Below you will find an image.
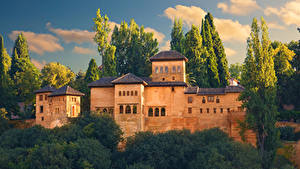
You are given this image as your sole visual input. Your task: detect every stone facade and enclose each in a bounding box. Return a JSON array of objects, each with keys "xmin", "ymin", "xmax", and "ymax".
[{"xmin": 89, "ymin": 50, "xmax": 254, "ymax": 143}]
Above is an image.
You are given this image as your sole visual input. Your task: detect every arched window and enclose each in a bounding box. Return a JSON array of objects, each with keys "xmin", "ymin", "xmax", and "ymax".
[
  {"xmin": 119, "ymin": 91, "xmax": 121, "ymax": 96},
  {"xmin": 172, "ymin": 66, "xmax": 176, "ymax": 73},
  {"xmin": 165, "ymin": 66, "xmax": 168, "ymax": 73},
  {"xmin": 123, "ymin": 91, "xmax": 125, "ymax": 96},
  {"xmin": 160, "ymin": 66, "xmax": 163, "ymax": 73},
  {"xmin": 155, "ymin": 108, "xmax": 159, "ymax": 117},
  {"xmin": 135, "ymin": 91, "xmax": 138, "ymax": 96},
  {"xmin": 131, "ymin": 91, "xmax": 134, "ymax": 96},
  {"xmin": 207, "ymin": 108, "xmax": 209, "ymax": 113},
  {"xmin": 103, "ymin": 108, "xmax": 107, "ymax": 113},
  {"xmin": 148, "ymin": 108, "xmax": 153, "ymax": 117},
  {"xmin": 216, "ymin": 96, "xmax": 220, "ymax": 103},
  {"xmin": 127, "ymin": 91, "xmax": 130, "ymax": 96},
  {"xmin": 202, "ymin": 97, "xmax": 206, "ymax": 103},
  {"xmin": 120, "ymin": 105, "xmax": 123, "ymax": 114},
  {"xmin": 155, "ymin": 67, "xmax": 159, "ymax": 73},
  {"xmin": 133, "ymin": 105, "xmax": 137, "ymax": 114},
  {"xmin": 177, "ymin": 66, "xmax": 181, "ymax": 72},
  {"xmin": 126, "ymin": 105, "xmax": 131, "ymax": 114},
  {"xmin": 161, "ymin": 108, "xmax": 166, "ymax": 116}
]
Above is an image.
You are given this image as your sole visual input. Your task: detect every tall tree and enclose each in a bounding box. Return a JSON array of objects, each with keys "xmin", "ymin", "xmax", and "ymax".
[
  {"xmin": 102, "ymin": 44, "xmax": 117, "ymax": 77},
  {"xmin": 229, "ymin": 63, "xmax": 243, "ymax": 81},
  {"xmin": 41, "ymin": 62, "xmax": 75, "ymax": 88},
  {"xmin": 171, "ymin": 18, "xmax": 184, "ymax": 54},
  {"xmin": 85, "ymin": 58, "xmax": 100, "ymax": 83},
  {"xmin": 240, "ymin": 17, "xmax": 279, "ymax": 169},
  {"xmin": 184, "ymin": 25, "xmax": 209, "ymax": 87},
  {"xmin": 205, "ymin": 13, "xmax": 229, "ymax": 87},
  {"xmin": 201, "ymin": 19, "xmax": 220, "ymax": 87}
]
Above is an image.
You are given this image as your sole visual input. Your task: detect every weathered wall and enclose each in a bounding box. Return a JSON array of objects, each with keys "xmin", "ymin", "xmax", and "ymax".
[{"xmin": 151, "ymin": 60, "xmax": 186, "ymax": 82}]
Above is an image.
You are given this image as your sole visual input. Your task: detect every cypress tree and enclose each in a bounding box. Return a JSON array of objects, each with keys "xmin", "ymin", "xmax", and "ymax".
[
  {"xmin": 102, "ymin": 44, "xmax": 117, "ymax": 77},
  {"xmin": 171, "ymin": 18, "xmax": 184, "ymax": 54},
  {"xmin": 85, "ymin": 58, "xmax": 100, "ymax": 83}
]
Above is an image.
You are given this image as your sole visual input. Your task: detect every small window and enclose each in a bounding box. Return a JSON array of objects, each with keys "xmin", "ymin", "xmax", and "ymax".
[
  {"xmin": 131, "ymin": 91, "xmax": 134, "ymax": 96},
  {"xmin": 119, "ymin": 91, "xmax": 121, "ymax": 96},
  {"xmin": 133, "ymin": 105, "xmax": 137, "ymax": 114},
  {"xmin": 177, "ymin": 66, "xmax": 181, "ymax": 72},
  {"xmin": 208, "ymin": 96, "xmax": 214, "ymax": 102},
  {"xmin": 126, "ymin": 105, "xmax": 131, "ymax": 114},
  {"xmin": 41, "ymin": 117, "xmax": 44, "ymax": 121},
  {"xmin": 162, "ymin": 78, "xmax": 165, "ymax": 81},
  {"xmin": 155, "ymin": 67, "xmax": 159, "ymax": 73},
  {"xmin": 123, "ymin": 91, "xmax": 125, "ymax": 96},
  {"xmin": 39, "ymin": 95, "xmax": 43, "ymax": 101},
  {"xmin": 202, "ymin": 97, "xmax": 206, "ymax": 103},
  {"xmin": 172, "ymin": 87, "xmax": 175, "ymax": 92},
  {"xmin": 172, "ymin": 66, "xmax": 176, "ymax": 73},
  {"xmin": 155, "ymin": 108, "xmax": 159, "ymax": 117},
  {"xmin": 200, "ymin": 108, "xmax": 203, "ymax": 113},
  {"xmin": 135, "ymin": 91, "xmax": 138, "ymax": 96},
  {"xmin": 148, "ymin": 108, "xmax": 153, "ymax": 117},
  {"xmin": 220, "ymin": 108, "xmax": 223, "ymax": 113},
  {"xmin": 188, "ymin": 107, "xmax": 192, "ymax": 114},
  {"xmin": 172, "ymin": 76, "xmax": 175, "ymax": 80},
  {"xmin": 188, "ymin": 96, "xmax": 193, "ymax": 103},
  {"xmin": 40, "ymin": 106, "xmax": 43, "ymax": 113},
  {"xmin": 45, "ymin": 95, "xmax": 47, "ymax": 100},
  {"xmin": 165, "ymin": 66, "xmax": 168, "ymax": 73},
  {"xmin": 227, "ymin": 108, "xmax": 230, "ymax": 112},
  {"xmin": 214, "ymin": 108, "xmax": 216, "ymax": 113},
  {"xmin": 103, "ymin": 108, "xmax": 107, "ymax": 113},
  {"xmin": 120, "ymin": 105, "xmax": 123, "ymax": 114},
  {"xmin": 160, "ymin": 66, "xmax": 163, "ymax": 73},
  {"xmin": 161, "ymin": 108, "xmax": 166, "ymax": 116},
  {"xmin": 207, "ymin": 108, "xmax": 209, "ymax": 113},
  {"xmin": 216, "ymin": 96, "xmax": 220, "ymax": 103},
  {"xmin": 96, "ymin": 107, "xmax": 101, "ymax": 113},
  {"xmin": 127, "ymin": 91, "xmax": 130, "ymax": 96}
]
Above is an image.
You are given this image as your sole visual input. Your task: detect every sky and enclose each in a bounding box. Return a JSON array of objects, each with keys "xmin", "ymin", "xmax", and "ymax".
[{"xmin": 1, "ymin": 0, "xmax": 299, "ymax": 73}]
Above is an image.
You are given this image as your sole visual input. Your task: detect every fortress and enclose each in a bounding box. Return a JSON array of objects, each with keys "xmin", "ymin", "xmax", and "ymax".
[{"xmin": 35, "ymin": 50, "xmax": 254, "ymax": 142}]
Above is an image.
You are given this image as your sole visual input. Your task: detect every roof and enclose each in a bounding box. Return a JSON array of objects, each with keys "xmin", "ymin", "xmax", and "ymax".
[
  {"xmin": 225, "ymin": 85, "xmax": 244, "ymax": 93},
  {"xmin": 184, "ymin": 85, "xmax": 244, "ymax": 95},
  {"xmin": 88, "ymin": 77, "xmax": 117, "ymax": 87},
  {"xmin": 184, "ymin": 86, "xmax": 199, "ymax": 94},
  {"xmin": 111, "ymin": 73, "xmax": 148, "ymax": 85},
  {"xmin": 34, "ymin": 85, "xmax": 56, "ymax": 93},
  {"xmin": 197, "ymin": 88, "xmax": 226, "ymax": 95},
  {"xmin": 147, "ymin": 81, "xmax": 187, "ymax": 87},
  {"xmin": 150, "ymin": 50, "xmax": 188, "ymax": 62},
  {"xmin": 48, "ymin": 86, "xmax": 84, "ymax": 97}
]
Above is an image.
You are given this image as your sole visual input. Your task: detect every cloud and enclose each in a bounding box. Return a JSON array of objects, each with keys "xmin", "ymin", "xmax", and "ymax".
[
  {"xmin": 264, "ymin": 0, "xmax": 300, "ymax": 26},
  {"xmin": 31, "ymin": 59, "xmax": 46, "ymax": 70},
  {"xmin": 266, "ymin": 21, "xmax": 286, "ymax": 30},
  {"xmin": 224, "ymin": 47, "xmax": 237, "ymax": 57},
  {"xmin": 218, "ymin": 0, "xmax": 260, "ymax": 15},
  {"xmin": 160, "ymin": 40, "xmax": 170, "ymax": 51},
  {"xmin": 164, "ymin": 5, "xmax": 250, "ymax": 42},
  {"xmin": 47, "ymin": 22, "xmax": 95, "ymax": 44},
  {"xmin": 144, "ymin": 27, "xmax": 165, "ymax": 43},
  {"xmin": 9, "ymin": 31, "xmax": 64, "ymax": 55},
  {"xmin": 73, "ymin": 46, "xmax": 97, "ymax": 55}
]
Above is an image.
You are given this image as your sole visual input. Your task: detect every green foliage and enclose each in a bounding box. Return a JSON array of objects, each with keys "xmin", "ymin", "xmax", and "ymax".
[
  {"xmin": 277, "ymin": 110, "xmax": 300, "ymax": 122},
  {"xmin": 0, "ymin": 108, "xmax": 12, "ymax": 135},
  {"xmin": 229, "ymin": 63, "xmax": 243, "ymax": 81},
  {"xmin": 85, "ymin": 58, "xmax": 99, "ymax": 83},
  {"xmin": 171, "ymin": 18, "xmax": 184, "ymax": 54},
  {"xmin": 287, "ymin": 40, "xmax": 300, "ymax": 72},
  {"xmin": 41, "ymin": 62, "xmax": 75, "ymax": 88},
  {"xmin": 102, "ymin": 44, "xmax": 117, "ymax": 77},
  {"xmin": 278, "ymin": 126, "xmax": 296, "ymax": 141}
]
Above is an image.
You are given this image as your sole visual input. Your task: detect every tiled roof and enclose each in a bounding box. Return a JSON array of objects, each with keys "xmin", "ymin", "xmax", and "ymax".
[
  {"xmin": 183, "ymin": 85, "xmax": 244, "ymax": 95},
  {"xmin": 225, "ymin": 85, "xmax": 244, "ymax": 93},
  {"xmin": 184, "ymin": 86, "xmax": 199, "ymax": 94},
  {"xmin": 34, "ymin": 85, "xmax": 56, "ymax": 93},
  {"xmin": 111, "ymin": 73, "xmax": 148, "ymax": 85},
  {"xmin": 147, "ymin": 81, "xmax": 187, "ymax": 87},
  {"xmin": 48, "ymin": 85, "xmax": 84, "ymax": 97},
  {"xmin": 197, "ymin": 88, "xmax": 226, "ymax": 95},
  {"xmin": 150, "ymin": 50, "xmax": 188, "ymax": 62},
  {"xmin": 88, "ymin": 77, "xmax": 117, "ymax": 87}
]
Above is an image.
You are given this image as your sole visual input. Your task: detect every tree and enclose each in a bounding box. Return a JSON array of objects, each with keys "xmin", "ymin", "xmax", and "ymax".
[
  {"xmin": 229, "ymin": 63, "xmax": 243, "ymax": 81},
  {"xmin": 171, "ymin": 18, "xmax": 184, "ymax": 54},
  {"xmin": 102, "ymin": 44, "xmax": 117, "ymax": 77},
  {"xmin": 240, "ymin": 17, "xmax": 279, "ymax": 169},
  {"xmin": 205, "ymin": 13, "xmax": 229, "ymax": 87},
  {"xmin": 41, "ymin": 62, "xmax": 75, "ymax": 88},
  {"xmin": 85, "ymin": 58, "xmax": 99, "ymax": 83}
]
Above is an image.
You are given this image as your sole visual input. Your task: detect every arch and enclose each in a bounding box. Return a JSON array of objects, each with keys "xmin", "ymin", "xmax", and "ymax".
[
  {"xmin": 172, "ymin": 66, "xmax": 176, "ymax": 73},
  {"xmin": 161, "ymin": 107, "xmax": 166, "ymax": 116},
  {"xmin": 126, "ymin": 105, "xmax": 131, "ymax": 114},
  {"xmin": 133, "ymin": 105, "xmax": 137, "ymax": 114},
  {"xmin": 120, "ymin": 105, "xmax": 124, "ymax": 114},
  {"xmin": 177, "ymin": 66, "xmax": 181, "ymax": 72},
  {"xmin": 119, "ymin": 91, "xmax": 122, "ymax": 96},
  {"xmin": 202, "ymin": 97, "xmax": 206, "ymax": 103},
  {"xmin": 155, "ymin": 67, "xmax": 159, "ymax": 73},
  {"xmin": 103, "ymin": 108, "xmax": 107, "ymax": 113},
  {"xmin": 155, "ymin": 108, "xmax": 159, "ymax": 117},
  {"xmin": 160, "ymin": 66, "xmax": 163, "ymax": 73},
  {"xmin": 165, "ymin": 66, "xmax": 168, "ymax": 73},
  {"xmin": 148, "ymin": 108, "xmax": 153, "ymax": 117}
]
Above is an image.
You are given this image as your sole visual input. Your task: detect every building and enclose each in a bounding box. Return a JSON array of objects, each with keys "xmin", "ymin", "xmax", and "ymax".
[
  {"xmin": 88, "ymin": 50, "xmax": 253, "ymax": 141},
  {"xmin": 34, "ymin": 85, "xmax": 84, "ymax": 128}
]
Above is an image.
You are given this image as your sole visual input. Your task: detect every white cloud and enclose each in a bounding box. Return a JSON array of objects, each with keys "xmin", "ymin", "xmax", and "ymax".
[
  {"xmin": 144, "ymin": 27, "xmax": 165, "ymax": 44},
  {"xmin": 31, "ymin": 59, "xmax": 46, "ymax": 70},
  {"xmin": 264, "ymin": 0, "xmax": 300, "ymax": 26},
  {"xmin": 224, "ymin": 47, "xmax": 237, "ymax": 57},
  {"xmin": 9, "ymin": 31, "xmax": 64, "ymax": 55},
  {"xmin": 164, "ymin": 5, "xmax": 250, "ymax": 42},
  {"xmin": 267, "ymin": 21, "xmax": 286, "ymax": 30},
  {"xmin": 160, "ymin": 40, "xmax": 170, "ymax": 51},
  {"xmin": 73, "ymin": 46, "xmax": 97, "ymax": 55},
  {"xmin": 218, "ymin": 0, "xmax": 260, "ymax": 15}
]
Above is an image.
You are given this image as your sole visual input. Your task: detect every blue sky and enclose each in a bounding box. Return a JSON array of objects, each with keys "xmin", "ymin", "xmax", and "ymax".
[{"xmin": 1, "ymin": 0, "xmax": 299, "ymax": 73}]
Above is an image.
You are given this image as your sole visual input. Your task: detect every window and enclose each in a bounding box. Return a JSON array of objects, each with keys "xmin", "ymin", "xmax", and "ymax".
[
  {"xmin": 119, "ymin": 91, "xmax": 121, "ymax": 96},
  {"xmin": 172, "ymin": 66, "xmax": 176, "ymax": 73},
  {"xmin": 160, "ymin": 66, "xmax": 163, "ymax": 73},
  {"xmin": 135, "ymin": 91, "xmax": 138, "ymax": 96},
  {"xmin": 39, "ymin": 95, "xmax": 43, "ymax": 101},
  {"xmin": 148, "ymin": 108, "xmax": 153, "ymax": 117},
  {"xmin": 177, "ymin": 66, "xmax": 181, "ymax": 72},
  {"xmin": 165, "ymin": 66, "xmax": 168, "ymax": 73},
  {"xmin": 171, "ymin": 87, "xmax": 175, "ymax": 92},
  {"xmin": 208, "ymin": 96, "xmax": 214, "ymax": 102},
  {"xmin": 40, "ymin": 106, "xmax": 43, "ymax": 113},
  {"xmin": 207, "ymin": 108, "xmax": 209, "ymax": 113},
  {"xmin": 220, "ymin": 108, "xmax": 223, "ymax": 113},
  {"xmin": 214, "ymin": 108, "xmax": 216, "ymax": 113},
  {"xmin": 200, "ymin": 108, "xmax": 203, "ymax": 113},
  {"xmin": 188, "ymin": 107, "xmax": 192, "ymax": 114},
  {"xmin": 172, "ymin": 76, "xmax": 175, "ymax": 80},
  {"xmin": 188, "ymin": 96, "xmax": 193, "ymax": 103},
  {"xmin": 109, "ymin": 108, "xmax": 114, "ymax": 115},
  {"xmin": 55, "ymin": 108, "xmax": 60, "ymax": 113},
  {"xmin": 103, "ymin": 108, "xmax": 107, "ymax": 113},
  {"xmin": 227, "ymin": 108, "xmax": 230, "ymax": 112},
  {"xmin": 202, "ymin": 97, "xmax": 206, "ymax": 103},
  {"xmin": 74, "ymin": 98, "xmax": 76, "ymax": 102},
  {"xmin": 131, "ymin": 91, "xmax": 134, "ymax": 96},
  {"xmin": 155, "ymin": 108, "xmax": 159, "ymax": 117},
  {"xmin": 126, "ymin": 105, "xmax": 131, "ymax": 114},
  {"xmin": 162, "ymin": 78, "xmax": 165, "ymax": 81},
  {"xmin": 216, "ymin": 96, "xmax": 220, "ymax": 103},
  {"xmin": 161, "ymin": 108, "xmax": 166, "ymax": 116},
  {"xmin": 41, "ymin": 117, "xmax": 44, "ymax": 121},
  {"xmin": 133, "ymin": 105, "xmax": 137, "ymax": 114},
  {"xmin": 120, "ymin": 105, "xmax": 124, "ymax": 114},
  {"xmin": 123, "ymin": 91, "xmax": 125, "ymax": 96},
  {"xmin": 155, "ymin": 67, "xmax": 159, "ymax": 73},
  {"xmin": 127, "ymin": 91, "xmax": 130, "ymax": 96},
  {"xmin": 45, "ymin": 95, "xmax": 48, "ymax": 100}
]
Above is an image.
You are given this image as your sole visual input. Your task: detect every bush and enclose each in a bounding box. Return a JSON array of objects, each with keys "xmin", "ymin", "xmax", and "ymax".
[
  {"xmin": 278, "ymin": 126, "xmax": 296, "ymax": 141},
  {"xmin": 277, "ymin": 110, "xmax": 300, "ymax": 122}
]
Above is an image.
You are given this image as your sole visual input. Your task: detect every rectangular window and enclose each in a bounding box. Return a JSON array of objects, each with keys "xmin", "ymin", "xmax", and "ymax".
[
  {"xmin": 40, "ymin": 106, "xmax": 44, "ymax": 113},
  {"xmin": 39, "ymin": 95, "xmax": 43, "ymax": 101},
  {"xmin": 135, "ymin": 91, "xmax": 138, "ymax": 96},
  {"xmin": 220, "ymin": 108, "xmax": 223, "ymax": 113},
  {"xmin": 123, "ymin": 91, "xmax": 125, "ymax": 96},
  {"xmin": 120, "ymin": 105, "xmax": 124, "ymax": 114},
  {"xmin": 207, "ymin": 108, "xmax": 209, "ymax": 113},
  {"xmin": 127, "ymin": 91, "xmax": 130, "ymax": 96},
  {"xmin": 214, "ymin": 108, "xmax": 216, "ymax": 113},
  {"xmin": 155, "ymin": 67, "xmax": 159, "ymax": 73},
  {"xmin": 160, "ymin": 66, "xmax": 163, "ymax": 73},
  {"xmin": 119, "ymin": 91, "xmax": 121, "ymax": 96},
  {"xmin": 188, "ymin": 96, "xmax": 193, "ymax": 103},
  {"xmin": 188, "ymin": 107, "xmax": 192, "ymax": 114},
  {"xmin": 177, "ymin": 66, "xmax": 181, "ymax": 72},
  {"xmin": 207, "ymin": 96, "xmax": 214, "ymax": 102},
  {"xmin": 227, "ymin": 108, "xmax": 230, "ymax": 112},
  {"xmin": 131, "ymin": 91, "xmax": 134, "ymax": 96},
  {"xmin": 45, "ymin": 95, "xmax": 47, "ymax": 100},
  {"xmin": 200, "ymin": 108, "xmax": 203, "ymax": 113},
  {"xmin": 41, "ymin": 117, "xmax": 44, "ymax": 121}
]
